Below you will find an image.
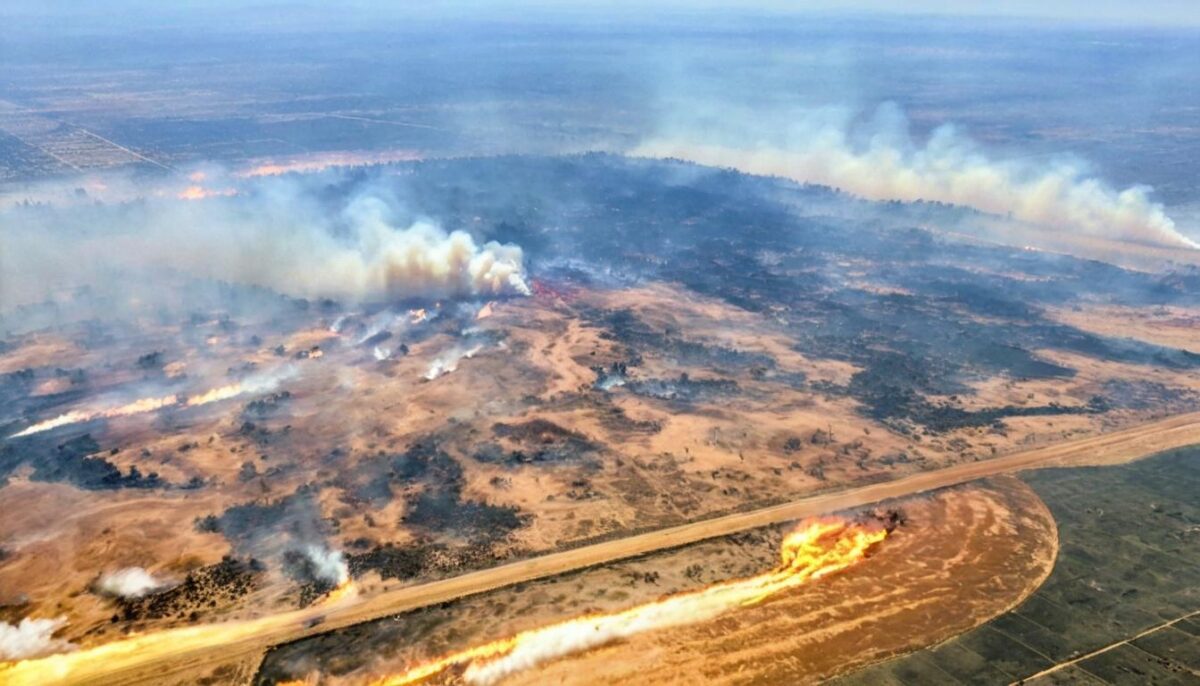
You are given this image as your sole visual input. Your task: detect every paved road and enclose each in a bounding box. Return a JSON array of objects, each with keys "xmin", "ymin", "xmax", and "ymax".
[{"xmin": 5, "ymin": 411, "xmax": 1200, "ymax": 685}]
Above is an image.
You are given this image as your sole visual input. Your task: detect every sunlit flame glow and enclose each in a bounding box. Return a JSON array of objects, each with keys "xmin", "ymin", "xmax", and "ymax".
[
  {"xmin": 370, "ymin": 519, "xmax": 887, "ymax": 686},
  {"xmin": 183, "ymin": 381, "xmax": 251, "ymax": 406},
  {"xmin": 10, "ymin": 411, "xmax": 93, "ymax": 437},
  {"xmin": 0, "ymin": 564, "xmax": 356, "ymax": 685},
  {"xmin": 237, "ymin": 150, "xmax": 422, "ymax": 178},
  {"xmin": 177, "ymin": 185, "xmax": 237, "ymax": 201},
  {"xmin": 101, "ymin": 395, "xmax": 178, "ymax": 418},
  {"xmin": 10, "ymin": 373, "xmax": 292, "ymax": 437},
  {"xmin": 324, "ymin": 579, "xmax": 359, "ymax": 606}
]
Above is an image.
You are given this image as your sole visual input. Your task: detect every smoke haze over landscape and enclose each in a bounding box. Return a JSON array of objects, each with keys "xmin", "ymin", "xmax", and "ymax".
[
  {"xmin": 0, "ymin": 173, "xmax": 530, "ymax": 315},
  {"xmin": 634, "ymin": 103, "xmax": 1199, "ymax": 249},
  {"xmin": 3, "ymin": 5, "xmax": 1200, "ymax": 686}
]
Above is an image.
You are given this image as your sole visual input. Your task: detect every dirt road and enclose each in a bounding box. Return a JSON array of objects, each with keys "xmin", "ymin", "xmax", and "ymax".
[{"xmin": 5, "ymin": 411, "xmax": 1200, "ymax": 685}]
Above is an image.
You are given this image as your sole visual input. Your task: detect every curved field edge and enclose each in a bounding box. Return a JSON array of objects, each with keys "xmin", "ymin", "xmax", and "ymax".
[{"xmin": 832, "ymin": 444, "xmax": 1200, "ymax": 685}]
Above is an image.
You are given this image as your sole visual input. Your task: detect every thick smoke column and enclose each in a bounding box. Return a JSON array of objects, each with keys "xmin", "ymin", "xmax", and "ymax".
[
  {"xmin": 0, "ymin": 173, "xmax": 530, "ymax": 313},
  {"xmin": 95, "ymin": 568, "xmax": 170, "ymax": 599},
  {"xmin": 633, "ymin": 103, "xmax": 1199, "ymax": 250},
  {"xmin": 0, "ymin": 618, "xmax": 74, "ymax": 661}
]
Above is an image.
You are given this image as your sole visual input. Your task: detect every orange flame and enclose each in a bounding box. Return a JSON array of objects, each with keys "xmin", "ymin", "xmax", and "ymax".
[
  {"xmin": 100, "ymin": 394, "xmax": 178, "ymax": 418},
  {"xmin": 10, "ymin": 410, "xmax": 93, "ymax": 437},
  {"xmin": 10, "ymin": 373, "xmax": 290, "ymax": 437},
  {"xmin": 184, "ymin": 383, "xmax": 247, "ymax": 407},
  {"xmin": 370, "ymin": 519, "xmax": 887, "ymax": 686},
  {"xmin": 0, "ymin": 562, "xmax": 358, "ymax": 686},
  {"xmin": 177, "ymin": 185, "xmax": 236, "ymax": 201}
]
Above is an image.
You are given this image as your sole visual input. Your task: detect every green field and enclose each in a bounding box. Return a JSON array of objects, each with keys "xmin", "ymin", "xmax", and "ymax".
[{"xmin": 835, "ymin": 446, "xmax": 1200, "ymax": 685}]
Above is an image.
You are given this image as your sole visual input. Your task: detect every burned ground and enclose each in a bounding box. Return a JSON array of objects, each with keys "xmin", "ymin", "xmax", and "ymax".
[
  {"xmin": 2, "ymin": 433, "xmax": 168, "ymax": 490},
  {"xmin": 196, "ymin": 485, "xmax": 328, "ymax": 549},
  {"xmin": 484, "ymin": 419, "xmax": 605, "ymax": 466},
  {"xmin": 3, "ymin": 155, "xmax": 1200, "ymax": 658},
  {"xmin": 108, "ymin": 556, "xmax": 263, "ymax": 626},
  {"xmin": 253, "ymin": 478, "xmax": 1057, "ymax": 686},
  {"xmin": 400, "ymin": 155, "xmax": 1200, "ymax": 431}
]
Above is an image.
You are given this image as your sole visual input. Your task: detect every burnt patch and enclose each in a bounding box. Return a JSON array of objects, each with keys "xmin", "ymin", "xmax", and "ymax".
[
  {"xmin": 404, "ymin": 489, "xmax": 524, "ymax": 539},
  {"xmin": 346, "ymin": 537, "xmax": 513, "ymax": 582},
  {"xmin": 1097, "ymin": 379, "xmax": 1198, "ymax": 411},
  {"xmin": 113, "ymin": 556, "xmax": 263, "ymax": 624},
  {"xmin": 2, "ymin": 433, "xmax": 167, "ymax": 490},
  {"xmin": 241, "ymin": 391, "xmax": 292, "ymax": 420},
  {"xmin": 488, "ymin": 419, "xmax": 604, "ymax": 465},
  {"xmin": 626, "ymin": 373, "xmax": 739, "ymax": 404},
  {"xmin": 807, "ymin": 349, "xmax": 1089, "ymax": 432},
  {"xmin": 281, "ymin": 549, "xmax": 340, "ymax": 606},
  {"xmin": 583, "ymin": 308, "xmax": 776, "ymax": 372},
  {"xmin": 196, "ymin": 484, "xmax": 326, "ymax": 546},
  {"xmin": 335, "ymin": 439, "xmax": 529, "ymax": 543}
]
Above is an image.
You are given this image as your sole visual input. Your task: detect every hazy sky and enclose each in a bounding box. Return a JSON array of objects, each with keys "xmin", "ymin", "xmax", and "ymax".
[{"xmin": 3, "ymin": 0, "xmax": 1199, "ymax": 32}]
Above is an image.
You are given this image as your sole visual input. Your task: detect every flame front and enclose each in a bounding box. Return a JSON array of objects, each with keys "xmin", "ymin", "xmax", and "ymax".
[
  {"xmin": 370, "ymin": 519, "xmax": 887, "ymax": 686},
  {"xmin": 10, "ymin": 372, "xmax": 290, "ymax": 438},
  {"xmin": 101, "ymin": 394, "xmax": 179, "ymax": 418},
  {"xmin": 184, "ymin": 382, "xmax": 246, "ymax": 407},
  {"xmin": 0, "ymin": 560, "xmax": 357, "ymax": 685}
]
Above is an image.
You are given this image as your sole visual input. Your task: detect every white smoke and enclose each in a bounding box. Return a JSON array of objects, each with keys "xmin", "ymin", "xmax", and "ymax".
[
  {"xmin": 95, "ymin": 567, "xmax": 170, "ymax": 599},
  {"xmin": 302, "ymin": 545, "xmax": 349, "ymax": 587},
  {"xmin": 0, "ymin": 617, "xmax": 75, "ymax": 660},
  {"xmin": 0, "ymin": 175, "xmax": 531, "ymax": 313},
  {"xmin": 464, "ymin": 604, "xmax": 702, "ymax": 685},
  {"xmin": 633, "ymin": 103, "xmax": 1199, "ymax": 250},
  {"xmin": 10, "ymin": 367, "xmax": 296, "ymax": 438},
  {"xmin": 423, "ymin": 344, "xmax": 484, "ymax": 381}
]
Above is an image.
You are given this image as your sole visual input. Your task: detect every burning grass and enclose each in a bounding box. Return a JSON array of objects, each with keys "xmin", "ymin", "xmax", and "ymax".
[{"xmin": 368, "ymin": 518, "xmax": 887, "ymax": 686}]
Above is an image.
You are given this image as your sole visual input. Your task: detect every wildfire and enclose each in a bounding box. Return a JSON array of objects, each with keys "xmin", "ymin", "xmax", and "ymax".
[
  {"xmin": 183, "ymin": 384, "xmax": 242, "ymax": 406},
  {"xmin": 370, "ymin": 519, "xmax": 887, "ymax": 686},
  {"xmin": 101, "ymin": 394, "xmax": 178, "ymax": 418},
  {"xmin": 0, "ymin": 557, "xmax": 358, "ymax": 686},
  {"xmin": 177, "ymin": 185, "xmax": 236, "ymax": 201},
  {"xmin": 9, "ymin": 372, "xmax": 292, "ymax": 438},
  {"xmin": 10, "ymin": 411, "xmax": 92, "ymax": 437},
  {"xmin": 237, "ymin": 150, "xmax": 422, "ymax": 178},
  {"xmin": 323, "ymin": 578, "xmax": 359, "ymax": 606}
]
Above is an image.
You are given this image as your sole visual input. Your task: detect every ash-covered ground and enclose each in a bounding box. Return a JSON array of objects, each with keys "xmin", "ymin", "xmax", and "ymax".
[{"xmin": 2, "ymin": 155, "xmax": 1199, "ymax": 663}]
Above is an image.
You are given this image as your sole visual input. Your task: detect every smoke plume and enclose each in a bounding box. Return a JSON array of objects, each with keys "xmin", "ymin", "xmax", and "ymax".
[
  {"xmin": 95, "ymin": 568, "xmax": 170, "ymax": 599},
  {"xmin": 632, "ymin": 103, "xmax": 1199, "ymax": 250},
  {"xmin": 300, "ymin": 546, "xmax": 350, "ymax": 587},
  {"xmin": 374, "ymin": 520, "xmax": 885, "ymax": 686},
  {"xmin": 0, "ymin": 172, "xmax": 530, "ymax": 315},
  {"xmin": 423, "ymin": 344, "xmax": 484, "ymax": 381},
  {"xmin": 0, "ymin": 617, "xmax": 74, "ymax": 660}
]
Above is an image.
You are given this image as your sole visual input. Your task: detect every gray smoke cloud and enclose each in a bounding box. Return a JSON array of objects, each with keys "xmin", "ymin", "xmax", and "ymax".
[
  {"xmin": 0, "ymin": 171, "xmax": 530, "ymax": 315},
  {"xmin": 423, "ymin": 343, "xmax": 485, "ymax": 381},
  {"xmin": 0, "ymin": 617, "xmax": 74, "ymax": 660},
  {"xmin": 94, "ymin": 567, "xmax": 171, "ymax": 599},
  {"xmin": 632, "ymin": 103, "xmax": 1199, "ymax": 250},
  {"xmin": 300, "ymin": 545, "xmax": 349, "ymax": 587}
]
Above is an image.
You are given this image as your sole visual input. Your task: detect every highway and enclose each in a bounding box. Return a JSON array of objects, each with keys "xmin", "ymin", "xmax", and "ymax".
[{"xmin": 4, "ymin": 411, "xmax": 1200, "ymax": 685}]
